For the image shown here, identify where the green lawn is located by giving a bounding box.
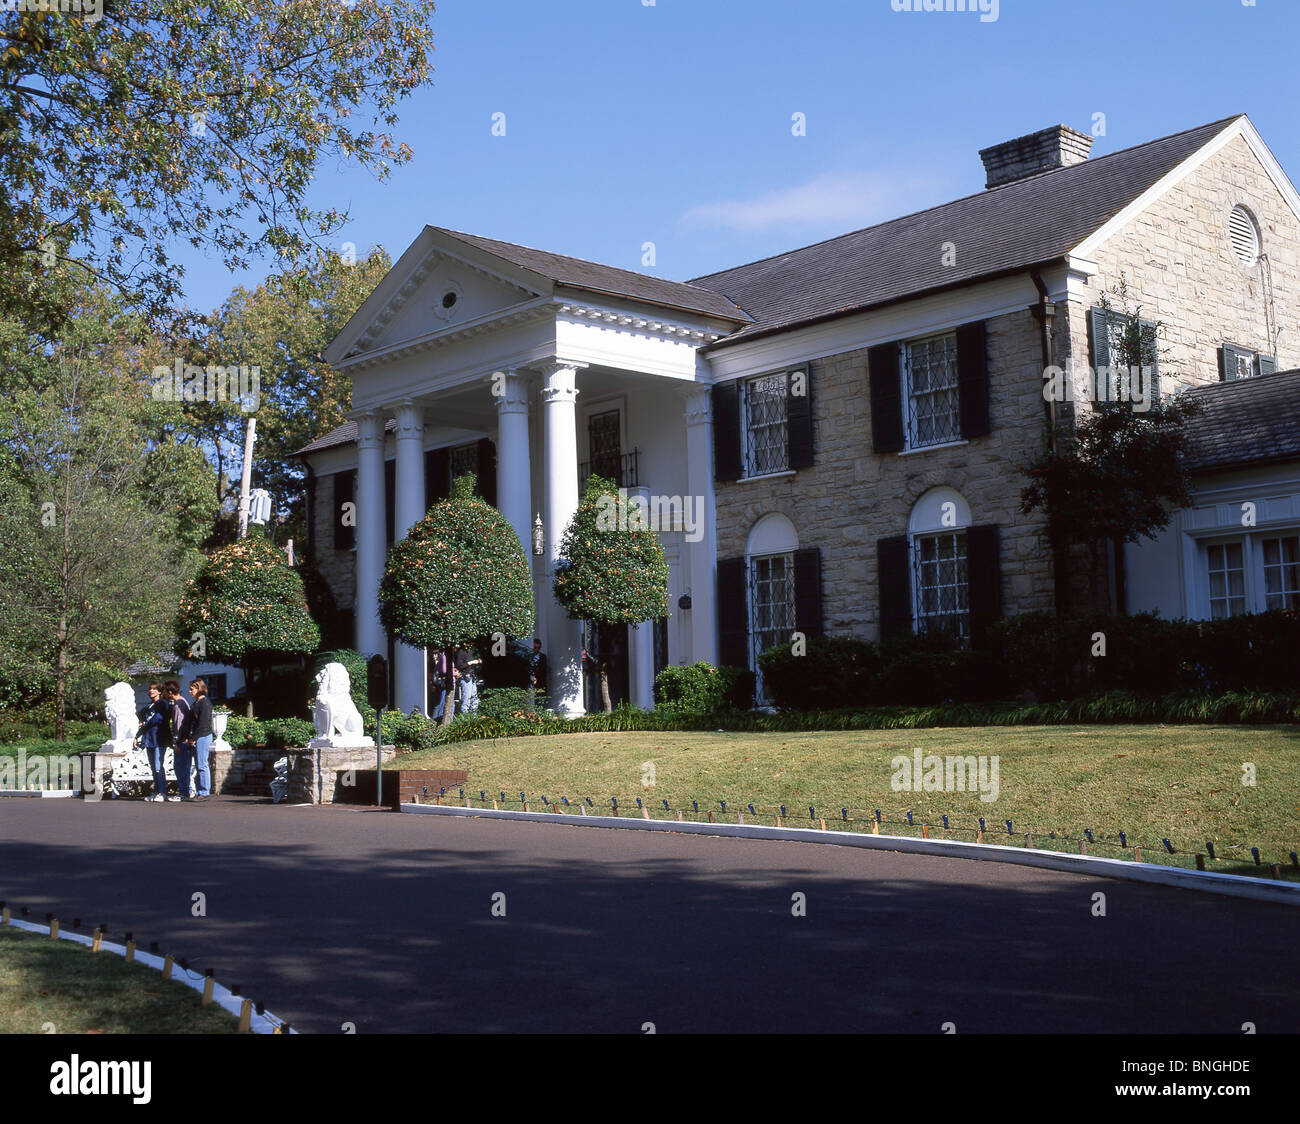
[0,926,238,1034]
[390,725,1300,879]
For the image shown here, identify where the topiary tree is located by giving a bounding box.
[553,474,670,712]
[378,474,534,725]
[174,528,320,715]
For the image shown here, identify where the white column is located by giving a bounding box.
[494,371,532,558]
[684,387,718,665]
[540,360,586,717]
[393,400,427,714]
[353,410,387,660]
[630,621,656,709]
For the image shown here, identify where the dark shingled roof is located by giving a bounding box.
[1183,369,1300,472]
[692,116,1243,347]
[430,227,752,324]
[297,417,395,456]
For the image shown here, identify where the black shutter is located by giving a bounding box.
[966,524,1001,648]
[384,459,395,545]
[1259,352,1277,377]
[1088,307,1112,369]
[476,437,497,507]
[793,547,823,640]
[717,556,749,668]
[712,383,742,481]
[868,342,904,453]
[957,320,990,438]
[786,369,814,469]
[333,469,355,551]
[1138,318,1159,404]
[877,534,911,640]
[425,447,450,508]
[304,466,316,551]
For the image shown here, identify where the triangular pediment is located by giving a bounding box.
[325,228,550,364]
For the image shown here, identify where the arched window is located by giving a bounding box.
[908,487,971,642]
[746,515,799,680]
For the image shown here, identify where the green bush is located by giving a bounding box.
[654,662,755,714]
[990,610,1300,699]
[871,631,1005,705]
[0,709,105,746]
[261,717,315,748]
[223,715,265,747]
[477,687,533,720]
[757,636,879,710]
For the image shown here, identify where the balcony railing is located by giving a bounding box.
[578,448,640,493]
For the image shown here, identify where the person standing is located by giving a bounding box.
[167,681,195,801]
[428,648,448,720]
[186,678,214,801]
[137,682,174,802]
[528,638,548,710]
[452,646,482,715]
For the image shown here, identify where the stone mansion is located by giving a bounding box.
[298,114,1300,717]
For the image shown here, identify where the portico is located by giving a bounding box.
[307,226,749,717]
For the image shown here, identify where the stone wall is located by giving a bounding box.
[312,470,356,613]
[1063,134,1300,402]
[714,306,1057,643]
[286,744,398,805]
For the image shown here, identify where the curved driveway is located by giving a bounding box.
[0,796,1295,1033]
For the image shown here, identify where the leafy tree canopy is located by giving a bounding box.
[378,474,535,651]
[553,474,670,626]
[0,0,433,334]
[174,527,319,664]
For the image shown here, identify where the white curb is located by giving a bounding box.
[1,917,296,1033]
[400,803,1300,907]
[0,789,80,798]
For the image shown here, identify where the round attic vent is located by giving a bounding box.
[1228,205,1260,266]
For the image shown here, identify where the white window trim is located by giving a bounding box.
[896,439,969,457]
[737,469,798,484]
[900,331,962,453]
[1192,528,1300,617]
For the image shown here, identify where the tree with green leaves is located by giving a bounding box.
[1022,288,1201,614]
[1,0,433,336]
[0,283,189,738]
[203,247,393,543]
[174,528,320,716]
[378,475,534,725]
[553,475,670,712]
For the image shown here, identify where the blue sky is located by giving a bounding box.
[176,0,1300,314]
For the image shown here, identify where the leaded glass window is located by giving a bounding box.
[914,531,969,641]
[904,334,961,448]
[744,374,789,477]
[1206,541,1247,618]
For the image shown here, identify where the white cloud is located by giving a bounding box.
[679,169,949,233]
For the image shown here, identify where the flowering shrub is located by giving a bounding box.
[378,474,534,650]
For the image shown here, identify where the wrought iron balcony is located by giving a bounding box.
[578,448,640,492]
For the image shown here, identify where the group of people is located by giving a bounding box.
[135,678,214,803]
[426,639,549,717]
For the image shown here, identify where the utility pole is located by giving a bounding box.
[237,417,257,539]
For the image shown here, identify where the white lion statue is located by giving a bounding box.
[308,662,373,749]
[102,682,140,751]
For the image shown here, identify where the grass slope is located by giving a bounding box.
[391,725,1300,878]
[0,926,238,1034]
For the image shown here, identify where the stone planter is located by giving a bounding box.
[211,711,231,752]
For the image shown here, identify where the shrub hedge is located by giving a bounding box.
[653,662,756,713]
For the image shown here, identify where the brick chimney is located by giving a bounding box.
[979,125,1093,189]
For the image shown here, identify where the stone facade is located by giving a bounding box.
[1063,135,1300,400]
[311,471,356,612]
[714,306,1056,642]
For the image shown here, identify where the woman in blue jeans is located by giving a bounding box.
[185,678,214,801]
[136,682,175,802]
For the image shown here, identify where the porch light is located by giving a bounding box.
[532,513,544,556]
